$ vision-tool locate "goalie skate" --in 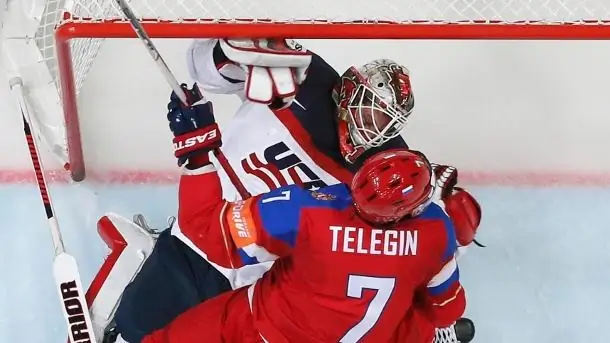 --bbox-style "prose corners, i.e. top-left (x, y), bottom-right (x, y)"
top-left (79, 213), bottom-right (160, 342)
top-left (434, 317), bottom-right (475, 343)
